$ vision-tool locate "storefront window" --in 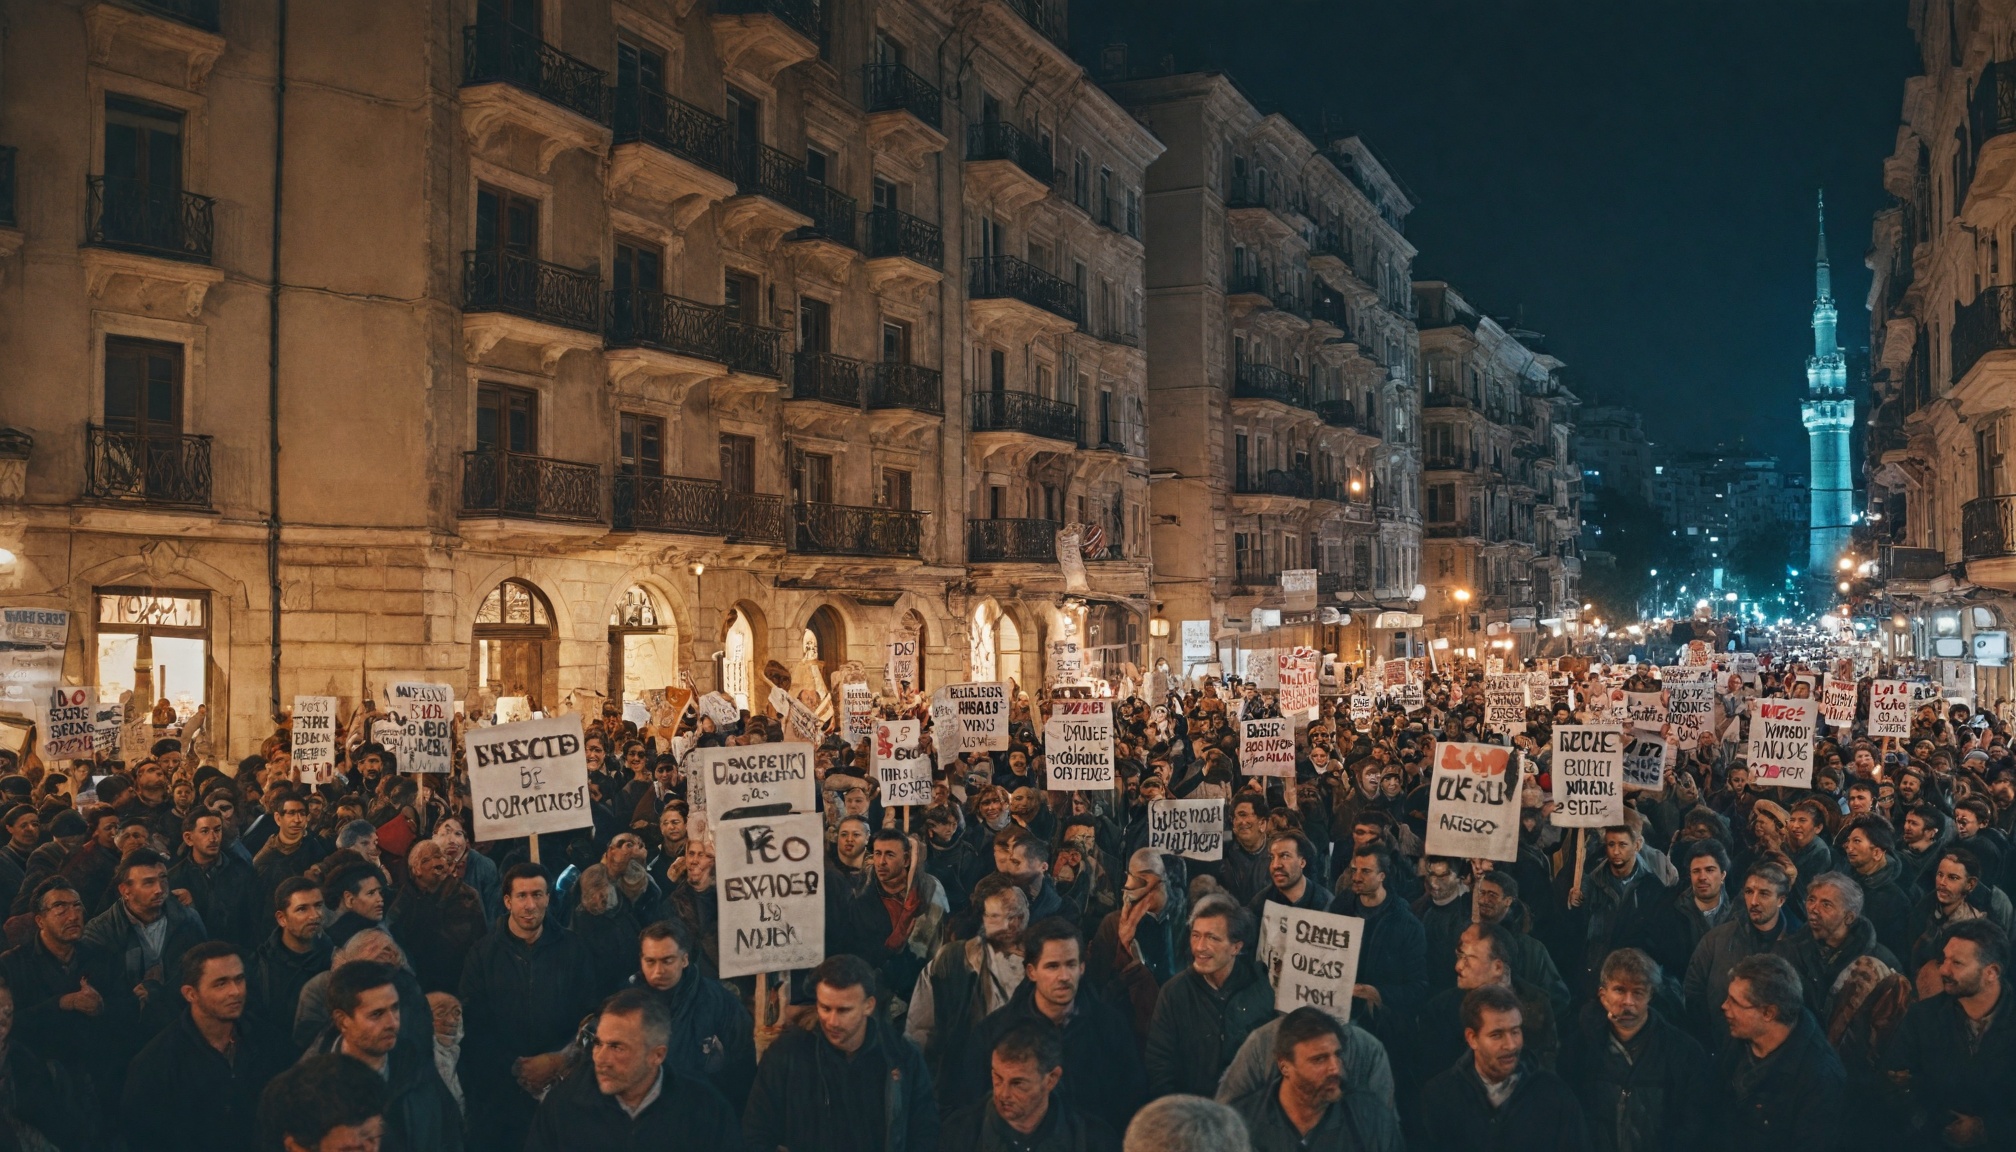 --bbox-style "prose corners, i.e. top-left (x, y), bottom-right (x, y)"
top-left (94, 588), bottom-right (208, 718)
